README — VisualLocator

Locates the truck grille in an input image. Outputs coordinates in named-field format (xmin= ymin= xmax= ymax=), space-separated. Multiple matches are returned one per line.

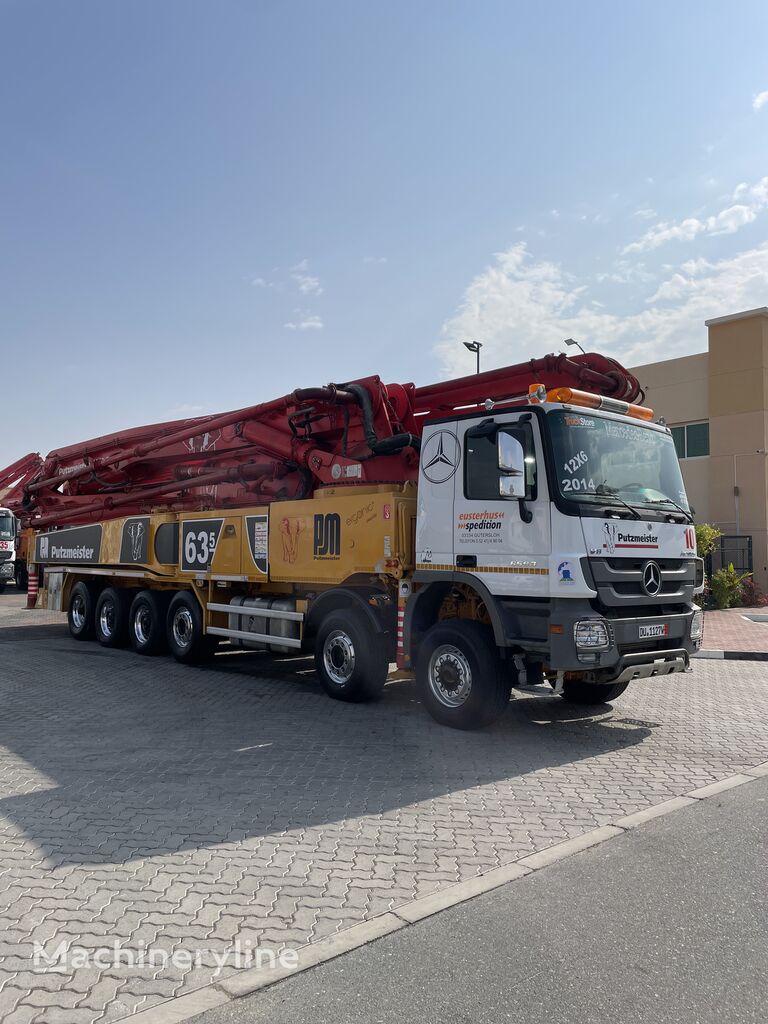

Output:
xmin=586 ymin=557 xmax=695 ymax=608
xmin=0 ymin=551 xmax=12 ymax=563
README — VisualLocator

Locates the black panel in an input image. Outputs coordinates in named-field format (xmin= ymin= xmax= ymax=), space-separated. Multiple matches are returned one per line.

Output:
xmin=35 ymin=525 xmax=102 ymax=564
xmin=119 ymin=517 xmax=150 ymax=563
xmin=154 ymin=523 xmax=179 ymax=565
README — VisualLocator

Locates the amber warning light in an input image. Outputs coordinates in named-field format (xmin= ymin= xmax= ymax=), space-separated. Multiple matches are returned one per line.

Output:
xmin=527 ymin=383 xmax=654 ymax=421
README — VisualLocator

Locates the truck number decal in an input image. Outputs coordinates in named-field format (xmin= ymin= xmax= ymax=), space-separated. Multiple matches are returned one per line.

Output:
xmin=563 ymin=450 xmax=588 ymax=474
xmin=181 ymin=519 xmax=224 ymax=571
xmin=561 ymin=477 xmax=595 ymax=492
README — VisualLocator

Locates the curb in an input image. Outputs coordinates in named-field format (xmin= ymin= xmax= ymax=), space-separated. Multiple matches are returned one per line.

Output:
xmin=694 ymin=649 xmax=768 ymax=661
xmin=121 ymin=758 xmax=768 ymax=1024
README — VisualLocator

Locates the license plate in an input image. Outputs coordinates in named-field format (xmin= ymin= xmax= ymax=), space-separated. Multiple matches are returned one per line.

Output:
xmin=639 ymin=623 xmax=669 ymax=639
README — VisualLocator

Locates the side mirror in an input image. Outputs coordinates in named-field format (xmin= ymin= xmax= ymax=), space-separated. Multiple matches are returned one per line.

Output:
xmin=498 ymin=433 xmax=526 ymax=499
xmin=499 ymin=475 xmax=525 ymax=499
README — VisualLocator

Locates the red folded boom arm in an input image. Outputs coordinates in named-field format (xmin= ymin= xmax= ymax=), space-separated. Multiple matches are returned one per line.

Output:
xmin=0 ymin=352 xmax=642 ymax=529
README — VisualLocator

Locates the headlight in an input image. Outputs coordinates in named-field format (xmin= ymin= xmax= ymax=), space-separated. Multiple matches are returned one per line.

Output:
xmin=690 ymin=608 xmax=704 ymax=641
xmin=574 ymin=619 xmax=612 ymax=650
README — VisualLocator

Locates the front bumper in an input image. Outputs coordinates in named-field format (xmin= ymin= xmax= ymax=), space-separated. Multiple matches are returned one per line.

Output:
xmin=547 ymin=600 xmax=699 ymax=680
xmin=609 ymin=649 xmax=689 ymax=684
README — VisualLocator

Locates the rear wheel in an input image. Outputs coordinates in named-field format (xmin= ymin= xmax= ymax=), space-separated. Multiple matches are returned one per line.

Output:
xmin=129 ymin=590 xmax=169 ymax=655
xmin=94 ymin=587 xmax=129 ymax=648
xmin=167 ymin=591 xmax=217 ymax=663
xmin=417 ymin=619 xmax=511 ymax=729
xmin=559 ymin=680 xmax=629 ymax=705
xmin=68 ymin=581 xmax=96 ymax=640
xmin=314 ymin=608 xmax=389 ymax=702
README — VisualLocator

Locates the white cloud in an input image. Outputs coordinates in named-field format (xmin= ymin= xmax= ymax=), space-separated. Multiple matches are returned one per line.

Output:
xmin=284 ymin=313 xmax=323 ymax=331
xmin=363 ymin=256 xmax=388 ymax=264
xmin=753 ymin=90 xmax=768 ymax=111
xmin=436 ymin=241 xmax=768 ymax=375
xmin=632 ymin=208 xmax=657 ymax=220
xmin=623 ymin=174 xmax=768 ymax=253
xmin=293 ymin=273 xmax=323 ymax=295
xmin=290 ymin=259 xmax=323 ymax=296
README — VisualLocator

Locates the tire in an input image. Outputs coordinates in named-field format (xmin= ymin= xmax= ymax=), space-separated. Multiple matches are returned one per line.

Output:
xmin=15 ymin=563 xmax=28 ymax=591
xmin=0 ymin=584 xmax=6 ymax=595
xmin=167 ymin=591 xmax=217 ymax=663
xmin=559 ymin=680 xmax=629 ymax=705
xmin=417 ymin=619 xmax=511 ymax=730
xmin=68 ymin=581 xmax=96 ymax=641
xmin=94 ymin=587 xmax=129 ymax=648
xmin=314 ymin=607 xmax=389 ymax=702
xmin=129 ymin=590 xmax=169 ymax=656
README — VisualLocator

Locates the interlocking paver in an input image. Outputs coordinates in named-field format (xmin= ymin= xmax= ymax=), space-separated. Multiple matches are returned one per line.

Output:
xmin=2 ymin=593 xmax=768 ymax=1022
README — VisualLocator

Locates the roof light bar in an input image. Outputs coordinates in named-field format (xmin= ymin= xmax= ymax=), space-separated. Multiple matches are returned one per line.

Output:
xmin=529 ymin=383 xmax=654 ymax=421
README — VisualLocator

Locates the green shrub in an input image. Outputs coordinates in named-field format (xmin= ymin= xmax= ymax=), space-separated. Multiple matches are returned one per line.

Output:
xmin=694 ymin=523 xmax=721 ymax=558
xmin=711 ymin=563 xmax=751 ymax=610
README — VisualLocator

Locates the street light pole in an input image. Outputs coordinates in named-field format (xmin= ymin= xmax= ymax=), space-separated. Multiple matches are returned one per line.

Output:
xmin=463 ymin=340 xmax=483 ymax=374
xmin=564 ymin=338 xmax=585 ymax=355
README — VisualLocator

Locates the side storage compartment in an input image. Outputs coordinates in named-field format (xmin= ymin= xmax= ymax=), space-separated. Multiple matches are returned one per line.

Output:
xmin=227 ymin=596 xmax=300 ymax=654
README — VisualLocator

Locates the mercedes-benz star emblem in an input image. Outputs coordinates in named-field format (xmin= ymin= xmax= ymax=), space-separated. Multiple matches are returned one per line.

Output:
xmin=642 ymin=560 xmax=662 ymax=597
xmin=421 ymin=430 xmax=460 ymax=484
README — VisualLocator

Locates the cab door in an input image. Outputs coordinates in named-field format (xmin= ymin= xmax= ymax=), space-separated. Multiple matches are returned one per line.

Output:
xmin=416 ymin=420 xmax=461 ymax=571
xmin=453 ymin=413 xmax=551 ymax=596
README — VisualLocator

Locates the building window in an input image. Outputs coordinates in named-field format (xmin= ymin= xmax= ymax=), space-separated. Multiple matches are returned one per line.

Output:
xmin=671 ymin=421 xmax=709 ymax=459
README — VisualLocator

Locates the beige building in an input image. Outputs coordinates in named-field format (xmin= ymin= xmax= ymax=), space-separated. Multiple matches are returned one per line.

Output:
xmin=630 ymin=306 xmax=768 ymax=589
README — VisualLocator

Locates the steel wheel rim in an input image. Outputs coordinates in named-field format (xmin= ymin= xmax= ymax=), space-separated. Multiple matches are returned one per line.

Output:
xmin=134 ymin=606 xmax=152 ymax=645
xmin=172 ymin=607 xmax=194 ymax=649
xmin=99 ymin=600 xmax=115 ymax=638
xmin=428 ymin=644 xmax=473 ymax=708
xmin=71 ymin=594 xmax=86 ymax=631
xmin=323 ymin=629 xmax=356 ymax=686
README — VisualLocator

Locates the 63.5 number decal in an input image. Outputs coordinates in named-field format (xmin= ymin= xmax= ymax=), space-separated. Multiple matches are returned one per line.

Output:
xmin=181 ymin=519 xmax=224 ymax=571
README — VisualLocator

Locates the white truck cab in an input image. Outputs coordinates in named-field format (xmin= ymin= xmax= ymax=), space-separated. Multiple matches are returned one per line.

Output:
xmin=410 ymin=387 xmax=704 ymax=725
xmin=0 ymin=507 xmax=17 ymax=592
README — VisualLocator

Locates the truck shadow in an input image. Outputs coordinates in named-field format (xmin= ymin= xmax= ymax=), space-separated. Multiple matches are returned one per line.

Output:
xmin=0 ymin=636 xmax=655 ymax=867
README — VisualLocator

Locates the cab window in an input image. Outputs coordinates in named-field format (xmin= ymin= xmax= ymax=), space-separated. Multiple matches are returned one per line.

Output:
xmin=464 ymin=422 xmax=537 ymax=500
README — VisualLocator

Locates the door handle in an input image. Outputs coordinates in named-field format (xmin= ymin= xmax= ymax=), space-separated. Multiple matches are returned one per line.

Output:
xmin=456 ymin=554 xmax=477 ymax=568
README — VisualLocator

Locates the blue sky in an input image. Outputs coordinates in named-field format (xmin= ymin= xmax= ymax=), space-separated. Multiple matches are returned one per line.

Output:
xmin=2 ymin=0 xmax=768 ymax=466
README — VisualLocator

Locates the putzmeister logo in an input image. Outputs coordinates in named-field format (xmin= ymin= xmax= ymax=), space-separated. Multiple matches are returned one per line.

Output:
xmin=603 ymin=522 xmax=659 ymax=553
xmin=421 ymin=430 xmax=460 ymax=485
xmin=313 ymin=513 xmax=341 ymax=559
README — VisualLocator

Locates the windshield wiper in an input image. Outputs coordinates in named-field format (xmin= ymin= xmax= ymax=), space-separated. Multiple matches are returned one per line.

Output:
xmin=639 ymin=497 xmax=693 ymax=522
xmin=587 ymin=483 xmax=641 ymax=520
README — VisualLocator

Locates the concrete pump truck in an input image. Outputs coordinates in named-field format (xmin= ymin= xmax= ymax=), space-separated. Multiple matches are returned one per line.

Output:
xmin=1 ymin=351 xmax=704 ymax=729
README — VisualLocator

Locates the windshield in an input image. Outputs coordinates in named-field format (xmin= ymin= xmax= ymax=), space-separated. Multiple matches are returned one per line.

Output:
xmin=548 ymin=410 xmax=689 ymax=513
xmin=0 ymin=514 xmax=14 ymax=540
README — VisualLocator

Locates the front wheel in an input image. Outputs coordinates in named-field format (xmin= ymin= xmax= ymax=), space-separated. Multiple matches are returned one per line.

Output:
xmin=416 ymin=619 xmax=510 ymax=730
xmin=15 ymin=563 xmax=28 ymax=591
xmin=314 ymin=608 xmax=389 ymax=702
xmin=559 ymin=680 xmax=629 ymax=705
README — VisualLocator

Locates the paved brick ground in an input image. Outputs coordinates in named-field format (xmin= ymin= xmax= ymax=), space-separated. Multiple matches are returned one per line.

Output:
xmin=0 ymin=591 xmax=64 ymax=630
xmin=1 ymin=601 xmax=768 ymax=1022
xmin=702 ymin=607 xmax=768 ymax=653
